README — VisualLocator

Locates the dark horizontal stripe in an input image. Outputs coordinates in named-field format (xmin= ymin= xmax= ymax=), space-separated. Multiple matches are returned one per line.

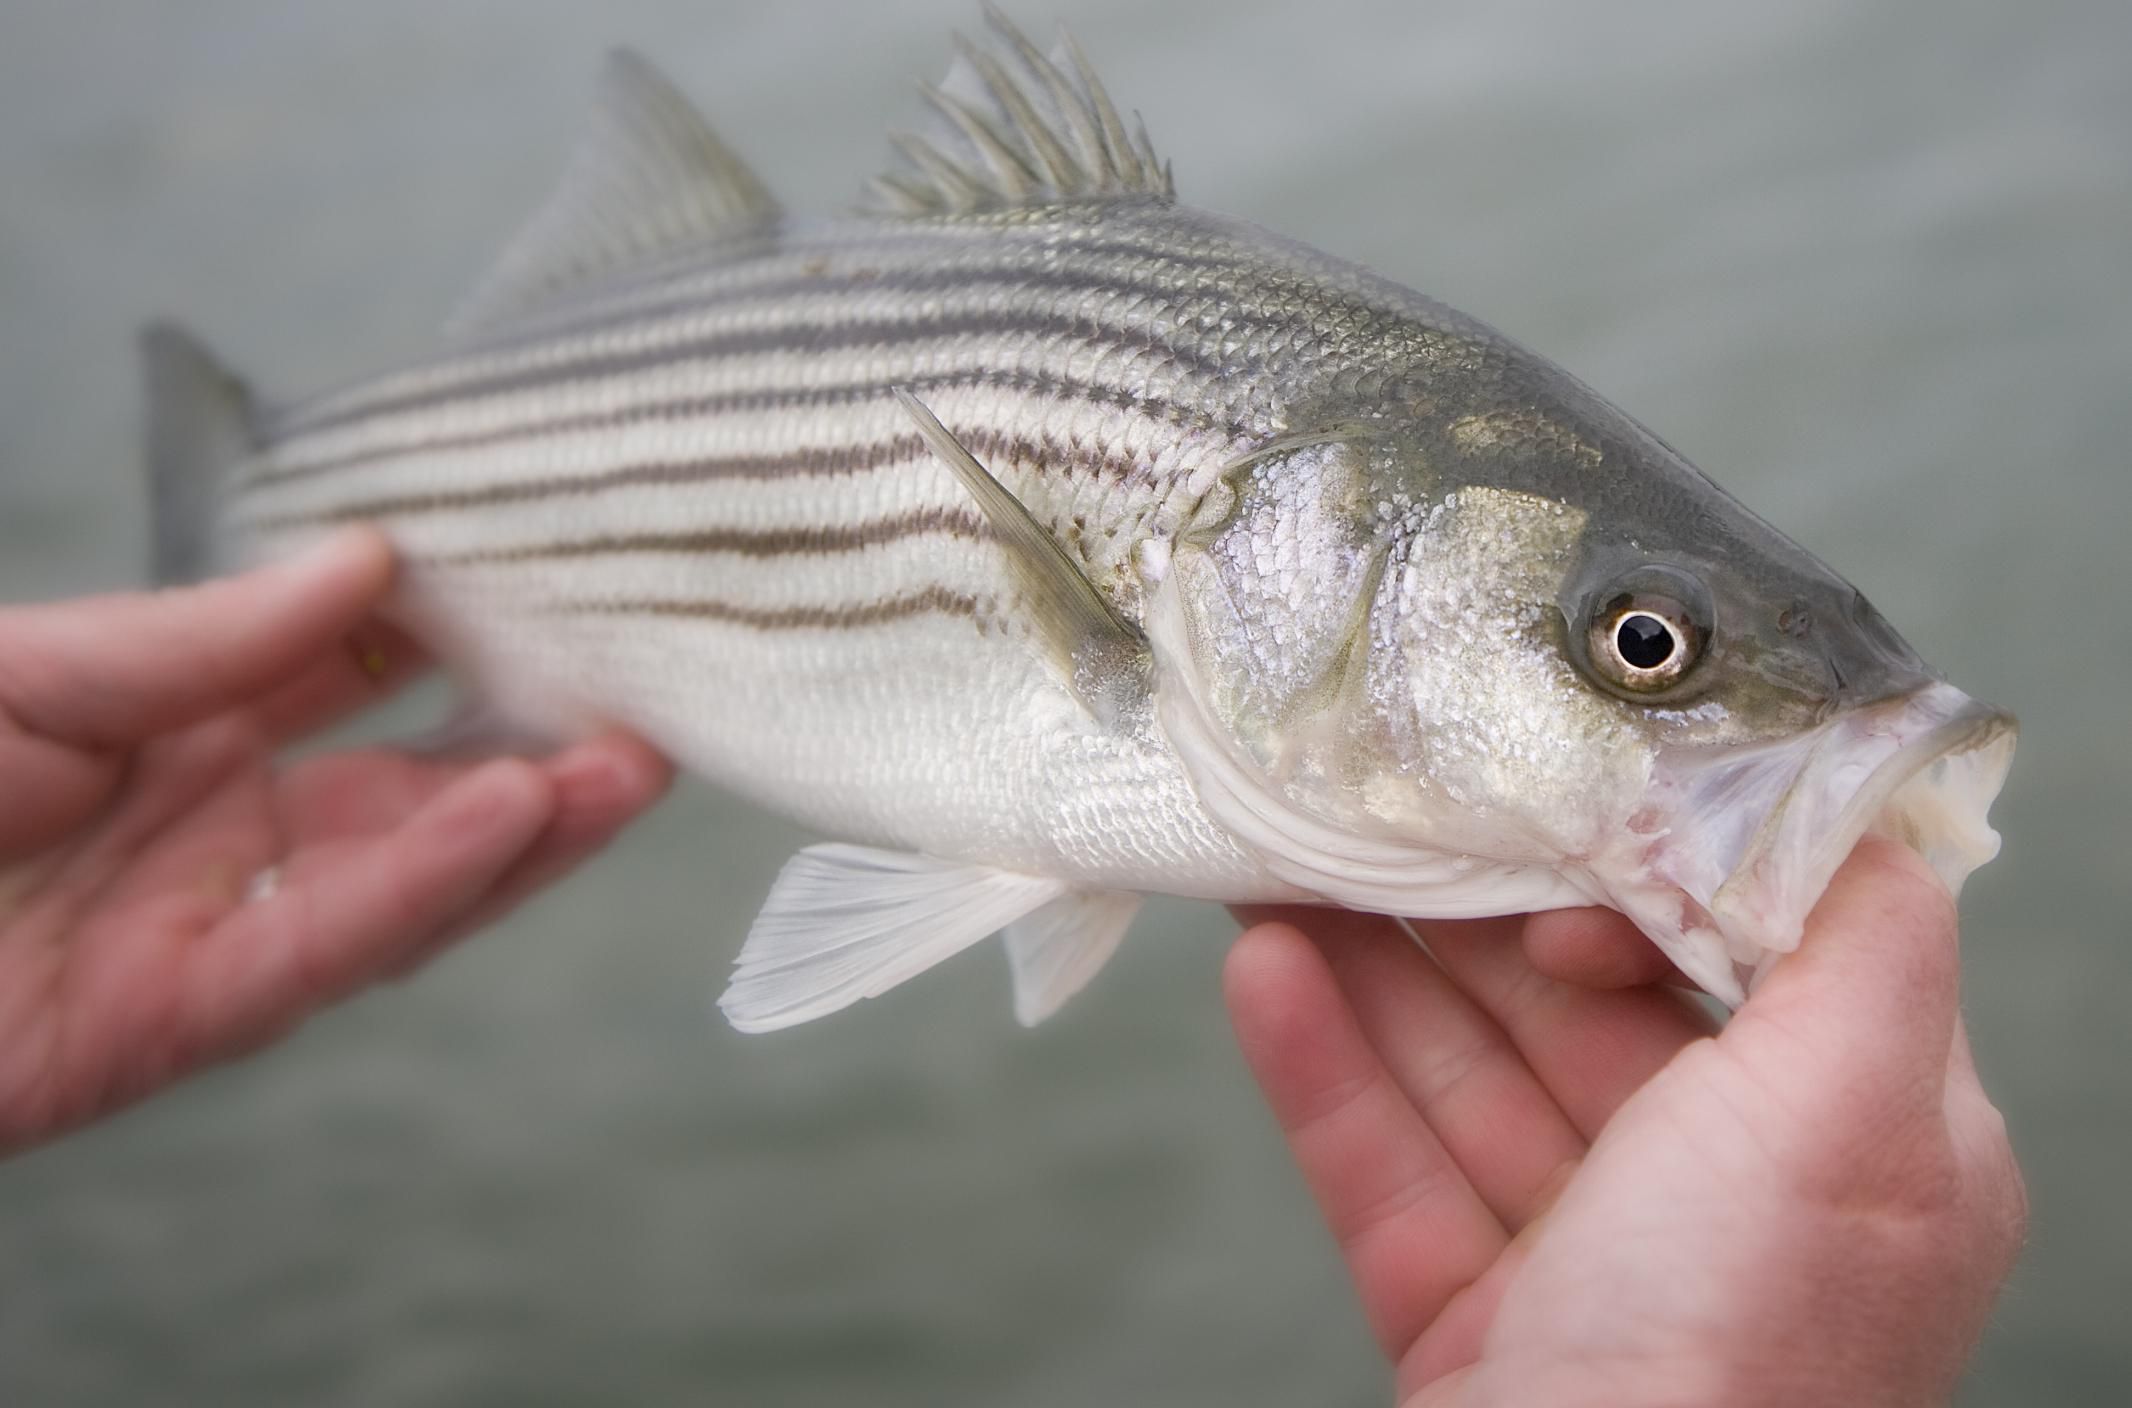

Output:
xmin=253 ymin=351 xmax=1236 ymax=490
xmin=267 ymin=256 xmax=1273 ymax=454
xmin=543 ymin=584 xmax=984 ymax=632
xmin=271 ymin=226 xmax=1260 ymax=440
xmin=249 ymin=436 xmax=926 ymax=527
xmin=416 ymin=504 xmax=990 ymax=566
xmin=242 ymin=372 xmax=1230 ymax=529
xmin=464 ymin=232 xmax=1260 ymax=358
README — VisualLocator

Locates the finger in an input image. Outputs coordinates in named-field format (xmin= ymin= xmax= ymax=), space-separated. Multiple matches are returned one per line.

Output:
xmin=1522 ymin=906 xmax=1682 ymax=989
xmin=0 ymin=732 xmax=116 ymax=858
xmin=95 ymin=732 xmax=665 ymax=976
xmin=78 ymin=737 xmax=464 ymax=917
xmin=388 ymin=731 xmax=674 ymax=973
xmin=1732 ymin=835 xmax=1961 ymax=1092
xmin=1947 ymin=1012 xmax=1980 ymax=1086
xmin=0 ymin=703 xmax=264 ymax=872
xmin=1403 ymin=1363 xmax=1478 ymax=1408
xmin=1943 ymin=1018 xmax=2016 ymax=1171
xmin=1941 ymin=1018 xmax=2028 ymax=1268
xmin=249 ymin=618 xmax=431 ymax=743
xmin=0 ymin=528 xmax=393 ymax=748
xmin=1398 ymin=1229 xmax=1537 ymax=1397
xmin=1248 ymin=906 xmax=1586 ymax=1231
xmin=176 ymin=757 xmax=553 ymax=1057
xmin=1226 ymin=921 xmax=1507 ymax=1360
xmin=1418 ymin=918 xmax=1715 ymax=1139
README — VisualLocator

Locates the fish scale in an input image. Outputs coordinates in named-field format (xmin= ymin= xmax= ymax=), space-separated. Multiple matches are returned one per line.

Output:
xmin=141 ymin=10 xmax=2013 ymax=1030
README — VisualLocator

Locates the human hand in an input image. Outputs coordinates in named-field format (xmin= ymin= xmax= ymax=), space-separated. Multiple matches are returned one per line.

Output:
xmin=0 ymin=530 xmax=671 ymax=1154
xmin=1228 ymin=840 xmax=2025 ymax=1407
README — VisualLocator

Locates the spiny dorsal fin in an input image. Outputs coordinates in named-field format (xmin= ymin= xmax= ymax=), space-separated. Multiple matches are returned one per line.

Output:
xmin=892 ymin=388 xmax=1149 ymax=717
xmin=450 ymin=50 xmax=781 ymax=336
xmin=864 ymin=4 xmax=1172 ymax=216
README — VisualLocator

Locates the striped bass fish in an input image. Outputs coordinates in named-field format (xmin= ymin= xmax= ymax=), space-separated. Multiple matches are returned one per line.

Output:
xmin=143 ymin=9 xmax=2014 ymax=1028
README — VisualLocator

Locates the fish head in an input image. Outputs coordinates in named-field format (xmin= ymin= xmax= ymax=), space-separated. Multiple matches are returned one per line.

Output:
xmin=1155 ymin=365 xmax=2013 ymax=1002
xmin=1533 ymin=440 xmax=2018 ymax=1002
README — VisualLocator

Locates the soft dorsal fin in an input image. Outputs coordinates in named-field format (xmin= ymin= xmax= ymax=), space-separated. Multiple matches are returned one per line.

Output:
xmin=140 ymin=322 xmax=257 ymax=585
xmin=864 ymin=4 xmax=1172 ymax=216
xmin=450 ymin=50 xmax=781 ymax=336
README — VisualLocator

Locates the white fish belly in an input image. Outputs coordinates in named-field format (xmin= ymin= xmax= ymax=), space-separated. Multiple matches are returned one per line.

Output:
xmin=242 ymin=395 xmax=1278 ymax=900
xmin=408 ymin=541 xmax=1274 ymax=899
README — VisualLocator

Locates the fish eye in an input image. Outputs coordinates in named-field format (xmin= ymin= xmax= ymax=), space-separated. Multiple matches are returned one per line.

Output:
xmin=1588 ymin=589 xmax=1705 ymax=694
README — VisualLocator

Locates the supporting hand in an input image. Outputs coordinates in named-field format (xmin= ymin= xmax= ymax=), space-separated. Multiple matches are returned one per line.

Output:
xmin=0 ymin=531 xmax=671 ymax=1154
xmin=1228 ymin=841 xmax=2025 ymax=1406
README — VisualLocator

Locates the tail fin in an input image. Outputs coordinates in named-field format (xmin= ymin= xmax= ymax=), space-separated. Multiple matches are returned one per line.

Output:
xmin=140 ymin=321 xmax=257 ymax=584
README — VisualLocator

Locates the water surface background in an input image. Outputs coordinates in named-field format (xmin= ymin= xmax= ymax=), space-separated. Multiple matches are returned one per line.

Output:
xmin=2 ymin=1 xmax=2127 ymax=1402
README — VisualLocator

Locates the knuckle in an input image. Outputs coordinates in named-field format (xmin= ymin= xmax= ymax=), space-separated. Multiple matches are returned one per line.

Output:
xmin=1981 ymin=1118 xmax=2031 ymax=1257
xmin=0 ymin=620 xmax=61 ymax=726
xmin=1285 ymin=1064 xmax=1378 ymax=1138
xmin=1408 ymin=1031 xmax=1501 ymax=1109
xmin=1331 ymin=1158 xmax=1458 ymax=1255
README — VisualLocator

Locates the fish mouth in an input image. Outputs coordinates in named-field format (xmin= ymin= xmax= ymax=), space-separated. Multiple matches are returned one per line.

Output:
xmin=1612 ymin=682 xmax=2016 ymax=1004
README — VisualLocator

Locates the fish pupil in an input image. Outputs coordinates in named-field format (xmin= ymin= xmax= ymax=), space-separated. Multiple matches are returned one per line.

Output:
xmin=1616 ymin=613 xmax=1676 ymax=670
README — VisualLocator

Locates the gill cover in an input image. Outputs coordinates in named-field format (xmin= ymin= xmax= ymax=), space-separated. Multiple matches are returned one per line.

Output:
xmin=1146 ymin=438 xmax=1598 ymax=920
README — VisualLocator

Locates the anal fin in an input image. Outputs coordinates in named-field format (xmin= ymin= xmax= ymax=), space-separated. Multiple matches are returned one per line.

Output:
xmin=720 ymin=844 xmax=1065 ymax=1033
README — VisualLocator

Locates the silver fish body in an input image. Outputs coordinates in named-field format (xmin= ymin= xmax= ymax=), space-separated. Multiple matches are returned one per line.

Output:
xmin=147 ymin=14 xmax=2014 ymax=1028
xmin=239 ymin=202 xmax=1431 ymax=898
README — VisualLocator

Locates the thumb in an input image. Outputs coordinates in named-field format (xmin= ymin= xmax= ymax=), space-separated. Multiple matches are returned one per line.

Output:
xmin=1731 ymin=835 xmax=1963 ymax=1091
xmin=0 ymin=529 xmax=394 ymax=748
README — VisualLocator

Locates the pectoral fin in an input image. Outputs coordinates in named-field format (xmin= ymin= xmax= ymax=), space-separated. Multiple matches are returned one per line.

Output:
xmin=1003 ymin=890 xmax=1141 ymax=1025
xmin=893 ymin=387 xmax=1149 ymax=718
xmin=720 ymin=844 xmax=1065 ymax=1033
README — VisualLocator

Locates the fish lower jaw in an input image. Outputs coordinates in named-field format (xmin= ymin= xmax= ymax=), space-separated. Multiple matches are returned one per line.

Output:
xmin=1599 ymin=682 xmax=2016 ymax=1007
xmin=1595 ymin=870 xmax=1751 ymax=1007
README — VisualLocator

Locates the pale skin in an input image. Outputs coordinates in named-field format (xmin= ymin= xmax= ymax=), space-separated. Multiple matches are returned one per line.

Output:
xmin=1229 ymin=845 xmax=2028 ymax=1406
xmin=0 ymin=529 xmax=672 ymax=1152
xmin=1 ymin=535 xmax=2022 ymax=1403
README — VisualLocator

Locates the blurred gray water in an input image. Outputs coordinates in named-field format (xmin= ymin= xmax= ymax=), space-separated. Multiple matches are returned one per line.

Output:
xmin=2 ymin=1 xmax=2127 ymax=1403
